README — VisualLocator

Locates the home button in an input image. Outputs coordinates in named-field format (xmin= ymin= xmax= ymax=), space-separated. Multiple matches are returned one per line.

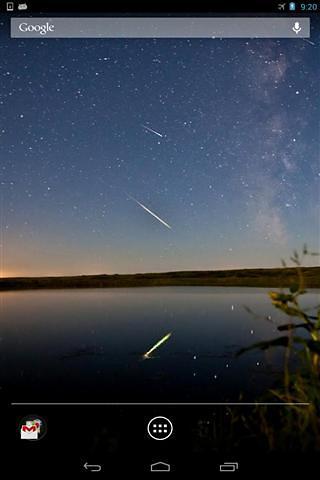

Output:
xmin=150 ymin=462 xmax=171 ymax=472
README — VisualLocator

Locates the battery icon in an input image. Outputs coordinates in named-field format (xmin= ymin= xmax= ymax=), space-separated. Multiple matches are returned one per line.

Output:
xmin=289 ymin=2 xmax=296 ymax=10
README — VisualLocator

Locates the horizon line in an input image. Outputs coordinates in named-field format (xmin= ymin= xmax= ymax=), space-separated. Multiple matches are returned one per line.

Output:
xmin=1 ymin=264 xmax=320 ymax=280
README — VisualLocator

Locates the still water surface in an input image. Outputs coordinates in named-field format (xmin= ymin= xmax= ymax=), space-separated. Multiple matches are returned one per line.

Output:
xmin=1 ymin=287 xmax=318 ymax=403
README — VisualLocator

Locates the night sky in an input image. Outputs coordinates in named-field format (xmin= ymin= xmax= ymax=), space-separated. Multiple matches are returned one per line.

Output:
xmin=0 ymin=21 xmax=319 ymax=276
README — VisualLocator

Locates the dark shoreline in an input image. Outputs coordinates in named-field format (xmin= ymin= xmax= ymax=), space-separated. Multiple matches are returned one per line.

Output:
xmin=1 ymin=266 xmax=319 ymax=290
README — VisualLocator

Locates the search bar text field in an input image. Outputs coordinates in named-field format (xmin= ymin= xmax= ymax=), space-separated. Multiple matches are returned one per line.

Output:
xmin=11 ymin=17 xmax=310 ymax=39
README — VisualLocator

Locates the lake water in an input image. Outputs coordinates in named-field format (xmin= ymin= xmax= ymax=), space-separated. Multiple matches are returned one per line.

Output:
xmin=1 ymin=287 xmax=318 ymax=403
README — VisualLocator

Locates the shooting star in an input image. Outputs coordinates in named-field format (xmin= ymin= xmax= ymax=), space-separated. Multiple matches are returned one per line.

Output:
xmin=141 ymin=124 xmax=164 ymax=138
xmin=143 ymin=332 xmax=172 ymax=359
xmin=302 ymin=38 xmax=316 ymax=46
xmin=128 ymin=194 xmax=172 ymax=230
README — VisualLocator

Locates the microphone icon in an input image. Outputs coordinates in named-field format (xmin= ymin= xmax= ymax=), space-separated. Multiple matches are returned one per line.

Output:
xmin=292 ymin=21 xmax=302 ymax=34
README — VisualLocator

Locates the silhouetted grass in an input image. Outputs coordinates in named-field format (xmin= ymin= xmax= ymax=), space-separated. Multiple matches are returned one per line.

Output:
xmin=235 ymin=246 xmax=320 ymax=451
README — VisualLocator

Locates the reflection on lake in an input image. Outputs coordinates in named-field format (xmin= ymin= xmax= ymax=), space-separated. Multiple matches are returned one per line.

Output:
xmin=1 ymin=287 xmax=318 ymax=402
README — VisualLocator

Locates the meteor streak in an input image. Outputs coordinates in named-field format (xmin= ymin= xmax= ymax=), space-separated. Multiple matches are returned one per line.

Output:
xmin=141 ymin=124 xmax=163 ymax=138
xmin=302 ymin=38 xmax=315 ymax=46
xmin=128 ymin=194 xmax=172 ymax=230
xmin=143 ymin=332 xmax=172 ymax=359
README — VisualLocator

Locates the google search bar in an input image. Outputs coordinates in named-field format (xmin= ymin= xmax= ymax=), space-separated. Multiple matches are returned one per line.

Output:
xmin=11 ymin=17 xmax=310 ymax=38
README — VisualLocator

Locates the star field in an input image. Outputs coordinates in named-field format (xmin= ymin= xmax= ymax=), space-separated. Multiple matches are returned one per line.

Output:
xmin=0 ymin=24 xmax=319 ymax=276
